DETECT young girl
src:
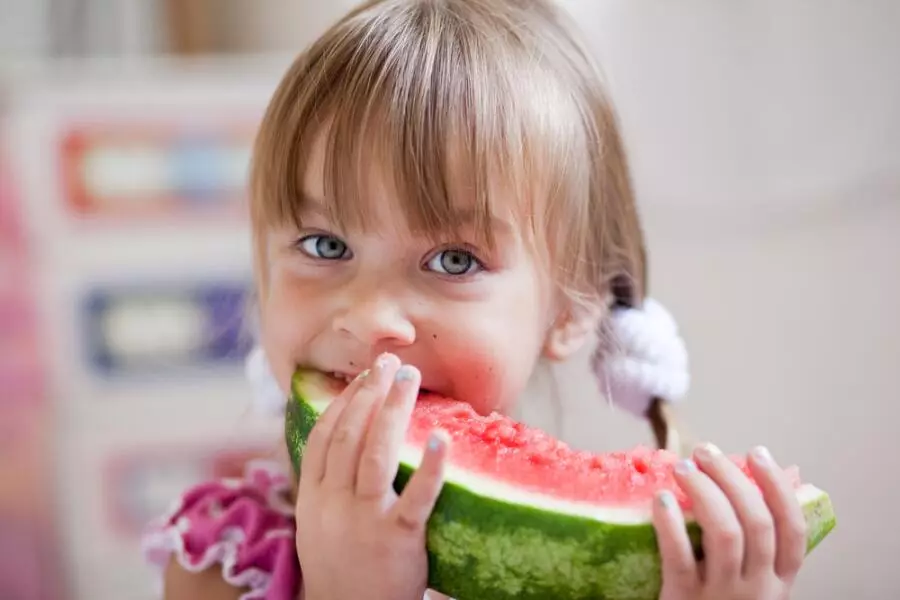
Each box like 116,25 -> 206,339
143,0 -> 810,598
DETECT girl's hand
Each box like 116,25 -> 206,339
295,353 -> 447,600
653,444 -> 807,600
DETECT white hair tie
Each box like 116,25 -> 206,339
591,297 -> 690,418
245,345 -> 287,416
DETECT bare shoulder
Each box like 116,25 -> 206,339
162,555 -> 248,600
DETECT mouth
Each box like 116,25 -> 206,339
320,369 -> 437,396
325,370 -> 357,384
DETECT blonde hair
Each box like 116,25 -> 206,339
248,0 -> 678,449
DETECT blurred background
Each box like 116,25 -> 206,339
0,1 -> 897,599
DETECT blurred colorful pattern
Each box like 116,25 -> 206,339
0,143 -> 64,600
0,67 -> 282,599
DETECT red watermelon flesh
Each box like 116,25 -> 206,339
307,370 -> 803,511
407,392 -> 802,510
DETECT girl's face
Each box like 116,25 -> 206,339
258,134 -> 597,415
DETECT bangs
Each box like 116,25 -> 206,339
250,0 -> 593,249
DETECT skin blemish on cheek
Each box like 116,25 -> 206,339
432,334 -> 438,340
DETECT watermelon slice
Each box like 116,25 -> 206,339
285,369 -> 836,600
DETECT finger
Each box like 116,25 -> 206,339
356,364 -> 421,499
674,458 -> 743,589
299,368 -> 369,485
391,429 -> 449,532
747,446 -> 807,580
693,443 -> 775,578
653,490 -> 699,595
323,353 -> 400,490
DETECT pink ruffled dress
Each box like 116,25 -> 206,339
141,460 -> 302,599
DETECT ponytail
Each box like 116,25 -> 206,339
592,275 -> 691,456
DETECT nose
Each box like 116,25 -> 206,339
332,288 -> 416,347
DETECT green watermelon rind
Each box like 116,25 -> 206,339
285,370 -> 836,600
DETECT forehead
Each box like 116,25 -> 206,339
294,122 -> 524,244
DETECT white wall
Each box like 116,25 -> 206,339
218,1 -> 900,597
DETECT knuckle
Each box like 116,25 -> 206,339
776,522 -> 808,577
395,510 -> 421,532
358,452 -> 388,482
662,563 -> 698,594
778,550 -> 805,578
713,525 -> 743,549
711,528 -> 743,576
360,449 -> 386,471
747,513 -> 775,538
359,373 -> 382,392
672,562 -> 696,582
331,426 -> 352,445
782,556 -> 804,577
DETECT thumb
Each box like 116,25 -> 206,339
390,429 -> 449,531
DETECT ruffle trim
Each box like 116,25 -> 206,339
141,460 -> 300,600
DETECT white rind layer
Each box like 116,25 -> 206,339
397,442 -> 825,524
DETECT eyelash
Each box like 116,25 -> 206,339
295,234 -> 352,261
293,234 -> 486,278
423,245 -> 486,277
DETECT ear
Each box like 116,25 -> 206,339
542,299 -> 605,362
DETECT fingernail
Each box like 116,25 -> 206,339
427,430 -> 447,453
395,364 -> 418,382
751,445 -> 773,465
374,353 -> 391,370
658,490 -> 676,509
355,369 -> 370,381
675,459 -> 696,475
695,442 -> 721,462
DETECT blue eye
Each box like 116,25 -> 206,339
426,248 -> 483,276
297,235 -> 350,260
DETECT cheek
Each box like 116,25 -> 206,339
424,284 -> 550,416
258,276 -> 323,391
443,348 -> 533,416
